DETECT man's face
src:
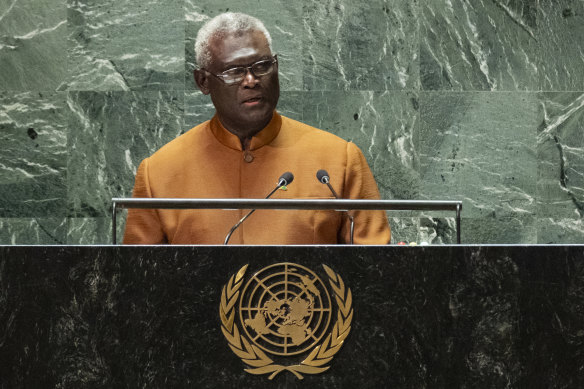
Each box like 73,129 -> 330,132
195,30 -> 280,137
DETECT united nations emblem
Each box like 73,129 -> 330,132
219,262 -> 353,379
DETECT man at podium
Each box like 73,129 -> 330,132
123,12 -> 390,245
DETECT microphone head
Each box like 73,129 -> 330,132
316,169 -> 330,184
279,171 -> 294,186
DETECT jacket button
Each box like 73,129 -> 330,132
243,151 -> 254,163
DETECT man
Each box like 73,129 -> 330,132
123,12 -> 390,245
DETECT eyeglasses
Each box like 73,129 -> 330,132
204,55 -> 278,85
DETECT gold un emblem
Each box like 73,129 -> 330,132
219,262 -> 353,380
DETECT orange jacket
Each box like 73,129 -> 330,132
123,112 -> 390,245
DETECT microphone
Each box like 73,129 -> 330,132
316,169 -> 339,198
278,171 -> 294,187
224,172 -> 294,245
316,169 -> 354,244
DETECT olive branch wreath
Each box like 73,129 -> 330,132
219,264 -> 353,380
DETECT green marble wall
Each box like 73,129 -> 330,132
1,0 -> 583,244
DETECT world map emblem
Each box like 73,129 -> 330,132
219,262 -> 353,379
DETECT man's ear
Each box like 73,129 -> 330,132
194,69 -> 210,95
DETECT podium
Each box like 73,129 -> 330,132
1,245 -> 583,387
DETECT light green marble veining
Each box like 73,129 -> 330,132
301,91 -> 420,200
420,0 -> 584,91
418,92 -> 538,218
390,216 -> 458,245
67,216 -> 124,244
0,91 -> 67,217
67,91 -> 184,217
421,0 -> 539,91
303,0 -> 419,91
183,90 -> 216,130
538,0 -> 584,91
463,215 -> 537,244
538,217 -> 584,244
0,0 -> 67,90
64,0 -> 184,91
0,217 -> 67,244
537,92 -> 584,219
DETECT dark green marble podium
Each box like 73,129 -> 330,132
1,245 -> 583,388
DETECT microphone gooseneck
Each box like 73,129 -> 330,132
224,172 -> 294,245
316,169 -> 354,244
316,169 -> 340,199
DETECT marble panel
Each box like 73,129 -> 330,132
184,1 -> 303,91
301,91 -> 420,200
303,0 -> 419,91
462,215 -> 537,244
537,92 -> 584,219
183,90 -> 215,130
0,218 -> 66,244
276,91 -> 304,123
390,215 -> 537,245
418,92 -> 538,219
0,91 -> 67,217
537,218 -> 584,244
537,0 -> 584,91
64,0 -> 184,91
67,216 -> 124,245
389,216 -> 457,245
388,216 -> 419,244
419,215 -> 457,244
420,0 -> 539,91
0,0 -> 67,90
67,91 -> 183,217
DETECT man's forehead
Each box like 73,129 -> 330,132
208,30 -> 271,66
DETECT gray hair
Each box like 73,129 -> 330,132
195,12 -> 273,69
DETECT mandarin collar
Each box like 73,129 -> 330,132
210,111 -> 282,151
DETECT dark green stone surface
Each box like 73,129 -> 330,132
537,92 -> 584,219
303,1 -> 419,91
0,91 -> 67,217
420,0 -> 539,91
66,217 -> 124,245
302,91 -> 420,201
0,0 -> 67,90
0,218 -> 67,244
0,1 -> 582,244
538,0 -> 584,91
538,218 -> 584,244
66,91 -> 184,217
418,92 -> 538,219
65,0 -> 184,91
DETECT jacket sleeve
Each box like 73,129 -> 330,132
340,142 -> 391,244
122,158 -> 167,244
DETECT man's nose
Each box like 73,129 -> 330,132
241,68 -> 260,87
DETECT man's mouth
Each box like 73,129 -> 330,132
242,97 -> 262,105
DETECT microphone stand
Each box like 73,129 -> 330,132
318,171 -> 355,245
224,173 -> 293,245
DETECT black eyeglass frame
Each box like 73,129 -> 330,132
202,55 -> 278,85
